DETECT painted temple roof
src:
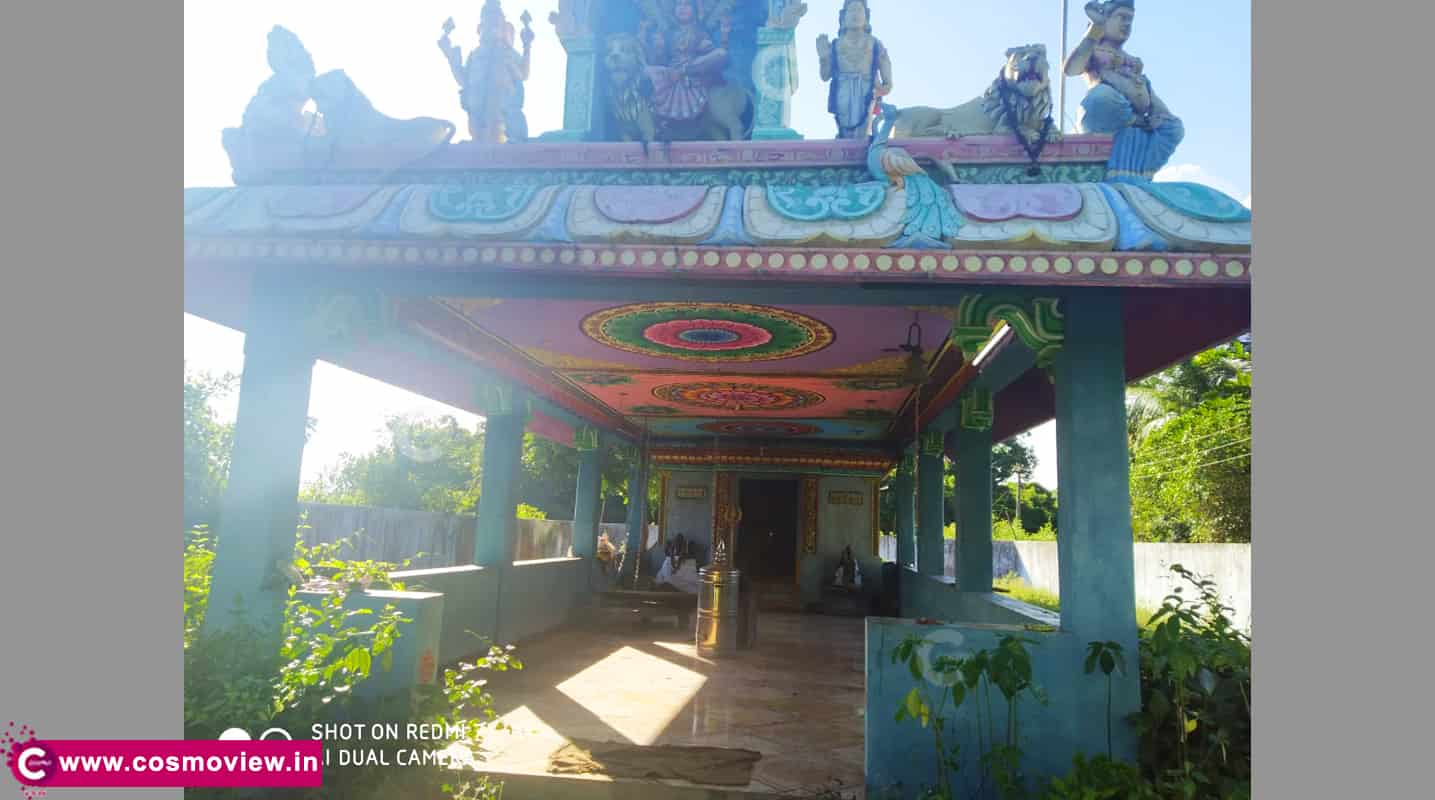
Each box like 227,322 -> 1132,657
183,138 -> 1251,467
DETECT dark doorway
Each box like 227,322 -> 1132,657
736,479 -> 800,582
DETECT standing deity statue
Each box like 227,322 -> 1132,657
635,0 -> 737,130
438,0 -> 535,143
816,0 -> 892,140
1063,0 -> 1183,177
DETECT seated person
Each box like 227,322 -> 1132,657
654,534 -> 703,594
832,545 -> 862,589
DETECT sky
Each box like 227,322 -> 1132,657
183,0 -> 1251,489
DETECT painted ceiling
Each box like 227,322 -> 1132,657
432,298 -> 956,441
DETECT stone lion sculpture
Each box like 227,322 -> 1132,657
603,33 -> 753,145
891,44 -> 1055,146
306,69 -> 456,170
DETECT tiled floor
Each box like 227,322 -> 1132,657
469,609 -> 868,797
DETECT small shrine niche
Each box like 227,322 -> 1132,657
544,0 -> 802,143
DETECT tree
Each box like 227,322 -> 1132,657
1130,395 -> 1251,542
991,434 -> 1036,523
302,415 -> 485,513
994,481 -> 1058,533
1127,339 -> 1252,542
184,366 -> 236,528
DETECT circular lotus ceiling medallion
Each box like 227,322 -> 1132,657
651,382 -> 826,412
580,302 -> 834,363
697,420 -> 822,437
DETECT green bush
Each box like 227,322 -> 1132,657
183,526 -> 216,648
183,526 -> 521,800
1130,565 -> 1251,798
886,565 -> 1250,799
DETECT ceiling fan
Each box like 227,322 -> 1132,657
883,313 -> 930,386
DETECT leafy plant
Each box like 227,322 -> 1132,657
183,525 -> 523,800
1131,565 -> 1251,798
183,526 -> 216,648
1042,754 -> 1155,800
890,633 -> 1047,800
1083,642 -> 1126,759
891,634 -> 967,799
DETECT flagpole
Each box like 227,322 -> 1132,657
1059,0 -> 1069,134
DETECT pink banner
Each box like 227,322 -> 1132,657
8,739 -> 323,788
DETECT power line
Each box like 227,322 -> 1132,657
1135,423 -> 1250,457
1133,436 -> 1251,470
1131,451 -> 1251,481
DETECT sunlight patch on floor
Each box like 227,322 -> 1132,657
552,645 -> 709,745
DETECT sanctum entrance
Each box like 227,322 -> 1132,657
735,478 -> 800,585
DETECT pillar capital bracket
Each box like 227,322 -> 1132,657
475,382 -> 531,421
960,388 -> 994,431
896,451 -> 917,477
919,429 -> 946,458
301,291 -> 392,356
575,425 -> 601,452
950,294 -> 1066,369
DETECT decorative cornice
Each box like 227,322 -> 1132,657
651,447 -> 894,474
184,239 -> 1251,286
227,136 -> 1114,180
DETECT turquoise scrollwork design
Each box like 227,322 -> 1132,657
764,182 -> 888,222
428,184 -> 539,222
953,295 -> 1066,369
1140,182 -> 1252,223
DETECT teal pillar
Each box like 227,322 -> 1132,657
204,282 -> 316,633
916,430 -> 948,578
537,32 -> 597,141
954,422 -> 994,592
1053,290 -> 1140,759
572,428 -> 603,560
474,411 -> 525,567
621,450 -> 648,583
894,451 -> 916,568
751,10 -> 805,141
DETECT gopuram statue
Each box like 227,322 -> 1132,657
1063,0 -> 1184,178
221,26 -> 321,178
604,0 -> 755,143
439,0 -> 536,143
816,0 -> 892,140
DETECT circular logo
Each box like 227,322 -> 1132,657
217,728 -> 252,741
652,382 -> 826,412
914,628 -> 971,688
581,303 -> 834,363
12,742 -> 57,786
258,728 -> 293,741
